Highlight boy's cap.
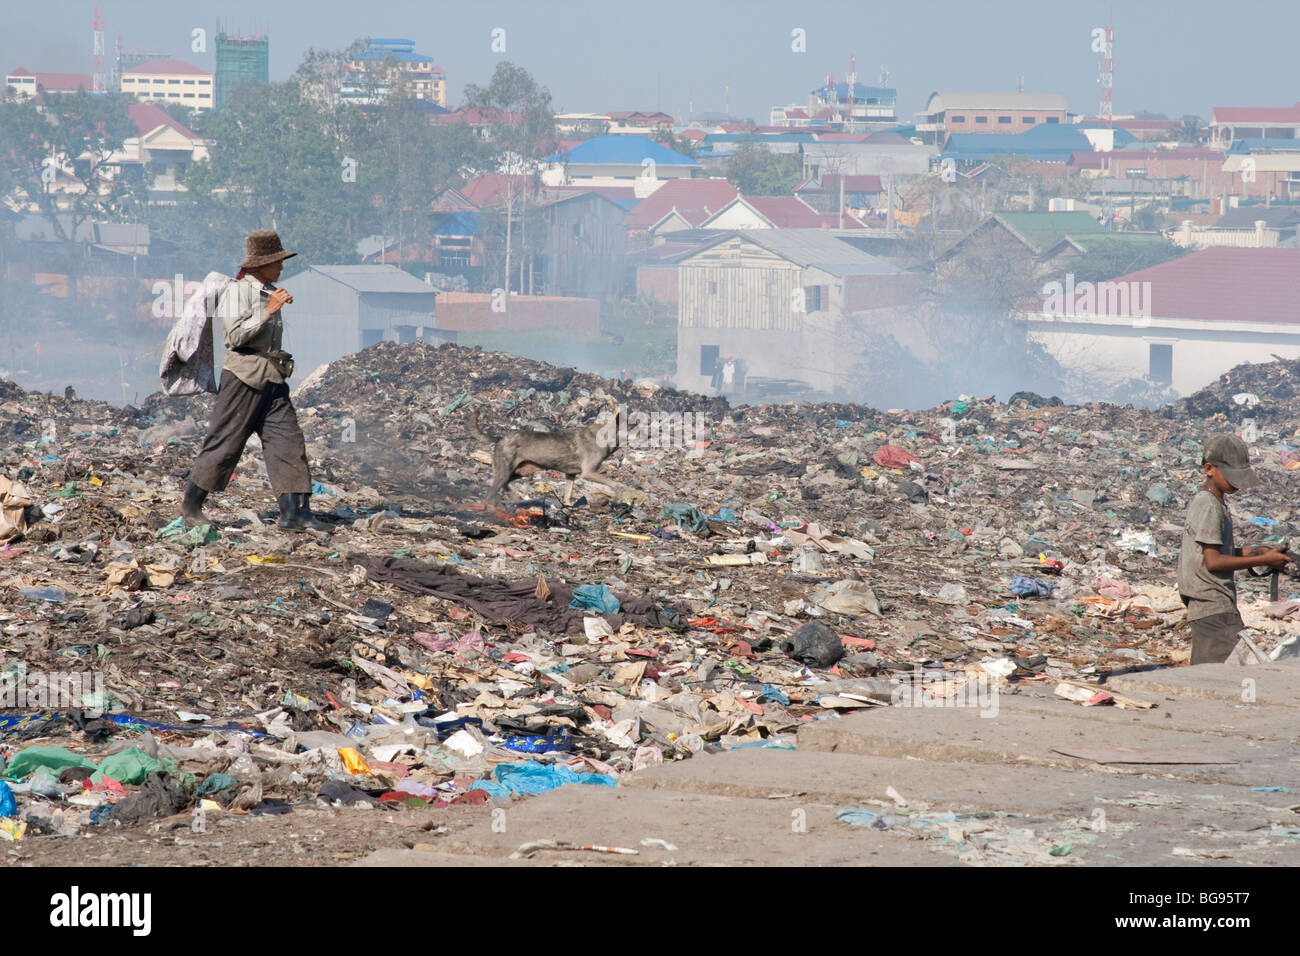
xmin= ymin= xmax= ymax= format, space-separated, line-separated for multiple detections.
xmin=1203 ymin=433 xmax=1259 ymax=489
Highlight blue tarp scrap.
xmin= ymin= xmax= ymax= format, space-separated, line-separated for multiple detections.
xmin=1010 ymin=576 xmax=1054 ymax=597
xmin=468 ymin=760 xmax=617 ymax=798
xmin=567 ymin=584 xmax=621 ymax=614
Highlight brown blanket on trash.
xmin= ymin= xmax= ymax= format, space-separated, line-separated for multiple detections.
xmin=355 ymin=555 xmax=688 ymax=635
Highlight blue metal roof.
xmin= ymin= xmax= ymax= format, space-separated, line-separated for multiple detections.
xmin=811 ymin=82 xmax=897 ymax=102
xmin=1229 ymin=137 xmax=1300 ymax=153
xmin=356 ymin=39 xmax=434 ymax=63
xmin=942 ymin=123 xmax=1136 ymax=162
xmin=433 ymin=211 xmax=479 ymax=235
xmin=549 ymin=135 xmax=700 ymax=166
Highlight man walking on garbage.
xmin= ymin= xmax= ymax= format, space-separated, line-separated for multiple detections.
xmin=180 ymin=230 xmax=331 ymax=533
xmin=1178 ymin=433 xmax=1288 ymax=663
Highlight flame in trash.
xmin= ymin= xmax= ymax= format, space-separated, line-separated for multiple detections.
xmin=491 ymin=504 xmax=548 ymax=528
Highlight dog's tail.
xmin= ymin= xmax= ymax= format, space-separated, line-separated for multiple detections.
xmin=467 ymin=407 xmax=497 ymax=443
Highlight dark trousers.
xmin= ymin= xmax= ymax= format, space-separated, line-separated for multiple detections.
xmin=1189 ymin=609 xmax=1245 ymax=665
xmin=189 ymin=370 xmax=311 ymax=494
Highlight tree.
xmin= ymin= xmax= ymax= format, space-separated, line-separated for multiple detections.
xmin=724 ymin=142 xmax=801 ymax=196
xmin=1177 ymin=115 xmax=1203 ymax=145
xmin=0 ymin=90 xmax=137 ymax=242
xmin=170 ymin=80 xmax=367 ymax=268
xmin=463 ymin=62 xmax=557 ymax=160
xmin=463 ymin=63 xmax=557 ymax=297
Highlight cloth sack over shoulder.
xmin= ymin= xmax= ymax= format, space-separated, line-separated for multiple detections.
xmin=159 ymin=271 xmax=230 ymax=396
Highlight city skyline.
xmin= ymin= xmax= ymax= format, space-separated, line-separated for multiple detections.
xmin=4 ymin=0 xmax=1296 ymax=125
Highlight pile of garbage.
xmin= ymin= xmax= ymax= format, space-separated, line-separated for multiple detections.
xmin=3 ymin=344 xmax=1299 ymax=842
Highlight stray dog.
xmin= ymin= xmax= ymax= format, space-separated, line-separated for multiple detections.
xmin=468 ymin=401 xmax=621 ymax=503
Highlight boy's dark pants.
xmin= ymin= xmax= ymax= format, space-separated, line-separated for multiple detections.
xmin=189 ymin=370 xmax=311 ymax=494
xmin=1189 ymin=610 xmax=1245 ymax=665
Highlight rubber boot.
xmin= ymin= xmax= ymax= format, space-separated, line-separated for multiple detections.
xmin=181 ymin=481 xmax=212 ymax=527
xmin=278 ymin=493 xmax=332 ymax=533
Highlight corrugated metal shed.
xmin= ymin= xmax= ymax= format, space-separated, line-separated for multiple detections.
xmin=691 ymin=229 xmax=900 ymax=276
xmin=304 ymin=264 xmax=435 ymax=293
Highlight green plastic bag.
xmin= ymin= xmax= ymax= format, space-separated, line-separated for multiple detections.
xmin=90 ymin=747 xmax=167 ymax=786
xmin=156 ymin=516 xmax=219 ymax=546
xmin=659 ymin=503 xmax=711 ymax=536
xmin=4 ymin=745 xmax=97 ymax=780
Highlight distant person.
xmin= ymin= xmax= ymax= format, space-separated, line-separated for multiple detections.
xmin=1177 ymin=434 xmax=1289 ymax=663
xmin=181 ymin=230 xmax=331 ymax=532
xmin=709 ymin=358 xmax=723 ymax=394
xmin=722 ymin=358 xmax=736 ymax=394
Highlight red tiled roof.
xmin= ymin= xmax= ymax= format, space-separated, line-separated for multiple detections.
xmin=747 ymin=197 xmax=823 ymax=227
xmin=437 ymin=106 xmax=522 ymax=125
xmin=627 ymin=178 xmax=738 ymax=229
xmin=127 ymin=103 xmax=198 ymax=140
xmin=678 ymin=129 xmax=707 ymax=142
xmin=1097 ymin=247 xmax=1300 ymax=323
xmin=814 ymin=132 xmax=868 ymax=143
xmin=124 ymin=59 xmax=209 ymax=76
xmin=1068 ymin=151 xmax=1105 ymax=168
xmin=1212 ymin=102 xmax=1300 ymax=124
xmin=460 ymin=173 xmax=536 ymax=207
xmin=8 ymin=69 xmax=92 ymax=91
xmin=783 ymin=108 xmax=809 ymax=119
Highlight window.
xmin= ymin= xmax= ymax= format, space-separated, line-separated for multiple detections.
xmin=1046 ymin=116 xmax=1060 ymax=124
xmin=998 ymin=115 xmax=1012 ymax=124
xmin=1023 ymin=116 xmax=1036 ymax=124
xmin=803 ymin=285 xmax=825 ymax=312
xmin=1127 ymin=167 xmax=1147 ymax=177
xmin=699 ymin=345 xmax=720 ymax=376
xmin=198 ymin=79 xmax=210 ymax=85
xmin=1149 ymin=344 xmax=1172 ymax=385
xmin=950 ymin=115 xmax=965 ymax=123
xmin=975 ymin=116 xmax=988 ymax=124
xmin=183 ymin=79 xmax=195 ymax=85
xmin=572 ymin=222 xmax=584 ymax=239
xmin=168 ymin=79 xmax=181 ymax=84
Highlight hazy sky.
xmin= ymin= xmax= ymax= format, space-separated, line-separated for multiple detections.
xmin=5 ymin=0 xmax=1297 ymax=123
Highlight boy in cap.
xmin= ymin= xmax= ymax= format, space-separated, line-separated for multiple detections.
xmin=1178 ymin=433 xmax=1289 ymax=664
xmin=181 ymin=230 xmax=331 ymax=532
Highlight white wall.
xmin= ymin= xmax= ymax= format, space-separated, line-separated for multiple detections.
xmin=1024 ymin=317 xmax=1300 ymax=397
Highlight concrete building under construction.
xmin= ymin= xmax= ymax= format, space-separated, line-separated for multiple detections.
xmin=214 ymin=28 xmax=269 ymax=110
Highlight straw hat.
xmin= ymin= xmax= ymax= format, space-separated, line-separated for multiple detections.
xmin=239 ymin=230 xmax=297 ymax=269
